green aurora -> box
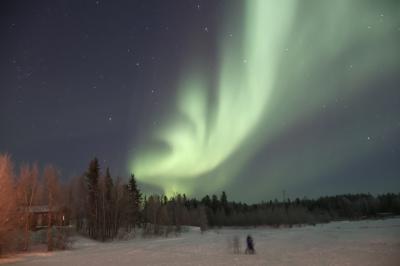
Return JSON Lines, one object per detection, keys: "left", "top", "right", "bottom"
{"left": 130, "top": 0, "right": 400, "bottom": 198}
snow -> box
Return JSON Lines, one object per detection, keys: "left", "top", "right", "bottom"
{"left": 2, "top": 218, "right": 400, "bottom": 266}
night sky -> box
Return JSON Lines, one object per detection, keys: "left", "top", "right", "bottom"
{"left": 1, "top": 0, "right": 399, "bottom": 202}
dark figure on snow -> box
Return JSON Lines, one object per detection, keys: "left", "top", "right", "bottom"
{"left": 245, "top": 235, "right": 255, "bottom": 254}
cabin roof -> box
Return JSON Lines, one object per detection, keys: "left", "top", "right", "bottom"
{"left": 27, "top": 205, "right": 60, "bottom": 213}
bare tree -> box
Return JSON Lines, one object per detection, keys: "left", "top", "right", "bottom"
{"left": 144, "top": 195, "right": 161, "bottom": 235}
{"left": 198, "top": 205, "right": 208, "bottom": 233}
{"left": 44, "top": 165, "right": 61, "bottom": 251}
{"left": 69, "top": 175, "right": 86, "bottom": 233}
{"left": 0, "top": 154, "right": 17, "bottom": 255}
{"left": 98, "top": 167, "right": 113, "bottom": 240}
{"left": 113, "top": 176, "right": 126, "bottom": 237}
{"left": 16, "top": 163, "right": 39, "bottom": 251}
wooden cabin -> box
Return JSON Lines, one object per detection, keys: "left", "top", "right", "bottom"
{"left": 27, "top": 205, "right": 70, "bottom": 230}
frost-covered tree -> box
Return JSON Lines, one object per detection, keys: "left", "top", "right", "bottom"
{"left": 16, "top": 163, "right": 39, "bottom": 251}
{"left": 0, "top": 154, "right": 17, "bottom": 255}
{"left": 44, "top": 165, "right": 61, "bottom": 251}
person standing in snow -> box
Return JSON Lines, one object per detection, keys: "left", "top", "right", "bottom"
{"left": 245, "top": 235, "right": 255, "bottom": 254}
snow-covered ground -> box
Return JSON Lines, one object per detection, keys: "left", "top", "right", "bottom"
{"left": 2, "top": 218, "right": 400, "bottom": 266}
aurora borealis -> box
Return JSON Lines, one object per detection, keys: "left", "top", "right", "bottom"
{"left": 1, "top": 0, "right": 399, "bottom": 202}
{"left": 132, "top": 1, "right": 297, "bottom": 195}
{"left": 131, "top": 0, "right": 400, "bottom": 198}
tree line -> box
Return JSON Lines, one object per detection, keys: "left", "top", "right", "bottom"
{"left": 69, "top": 157, "right": 208, "bottom": 241}
{"left": 1, "top": 154, "right": 400, "bottom": 255}
{"left": 72, "top": 158, "right": 400, "bottom": 233}
{"left": 199, "top": 192, "right": 400, "bottom": 227}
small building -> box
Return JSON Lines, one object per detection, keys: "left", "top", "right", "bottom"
{"left": 27, "top": 205, "right": 70, "bottom": 230}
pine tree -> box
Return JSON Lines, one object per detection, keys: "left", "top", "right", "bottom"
{"left": 102, "top": 167, "right": 113, "bottom": 239}
{"left": 220, "top": 191, "right": 230, "bottom": 216}
{"left": 201, "top": 195, "right": 211, "bottom": 208}
{"left": 104, "top": 168, "right": 113, "bottom": 203}
{"left": 211, "top": 194, "right": 219, "bottom": 213}
{"left": 127, "top": 173, "right": 142, "bottom": 230}
{"left": 85, "top": 158, "right": 100, "bottom": 239}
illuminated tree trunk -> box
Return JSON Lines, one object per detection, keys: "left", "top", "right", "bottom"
{"left": 47, "top": 211, "right": 53, "bottom": 251}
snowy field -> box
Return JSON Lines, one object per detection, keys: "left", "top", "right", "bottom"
{"left": 2, "top": 218, "right": 400, "bottom": 266}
